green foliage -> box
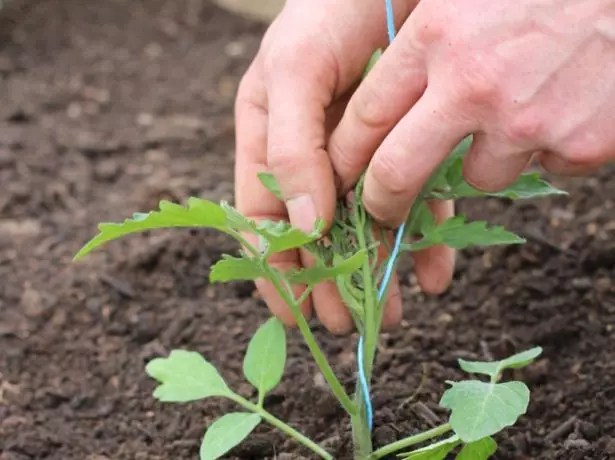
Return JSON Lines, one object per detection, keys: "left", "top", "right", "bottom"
{"left": 258, "top": 172, "right": 283, "bottom": 200}
{"left": 458, "top": 347, "right": 543, "bottom": 382}
{"left": 404, "top": 202, "right": 525, "bottom": 251}
{"left": 210, "top": 255, "right": 265, "bottom": 282}
{"left": 456, "top": 437, "right": 497, "bottom": 460}
{"left": 146, "top": 350, "right": 230, "bottom": 402}
{"left": 440, "top": 380, "right": 530, "bottom": 443}
{"left": 398, "top": 435, "right": 460, "bottom": 459}
{"left": 200, "top": 413, "right": 261, "bottom": 460}
{"left": 287, "top": 250, "right": 368, "bottom": 285}
{"left": 243, "top": 317, "right": 286, "bottom": 398}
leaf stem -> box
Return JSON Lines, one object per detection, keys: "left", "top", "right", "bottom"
{"left": 368, "top": 423, "right": 452, "bottom": 459}
{"left": 229, "top": 394, "right": 333, "bottom": 460}
{"left": 265, "top": 266, "right": 357, "bottom": 417}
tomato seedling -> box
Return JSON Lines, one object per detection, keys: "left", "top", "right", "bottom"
{"left": 74, "top": 121, "right": 565, "bottom": 459}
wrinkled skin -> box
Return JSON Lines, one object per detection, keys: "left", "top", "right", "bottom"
{"left": 234, "top": 0, "right": 615, "bottom": 334}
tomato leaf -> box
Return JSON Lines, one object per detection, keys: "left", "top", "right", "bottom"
{"left": 440, "top": 380, "right": 530, "bottom": 443}
{"left": 257, "top": 172, "right": 283, "bottom": 200}
{"left": 243, "top": 317, "right": 286, "bottom": 397}
{"left": 200, "top": 413, "right": 261, "bottom": 460}
{"left": 458, "top": 347, "right": 543, "bottom": 381}
{"left": 287, "top": 250, "right": 367, "bottom": 285}
{"left": 146, "top": 350, "right": 230, "bottom": 402}
{"left": 398, "top": 435, "right": 460, "bottom": 459}
{"left": 210, "top": 255, "right": 266, "bottom": 283}
{"left": 455, "top": 437, "right": 497, "bottom": 460}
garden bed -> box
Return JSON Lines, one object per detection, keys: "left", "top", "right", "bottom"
{"left": 1, "top": 1, "right": 614, "bottom": 459}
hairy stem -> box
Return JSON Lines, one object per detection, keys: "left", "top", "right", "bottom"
{"left": 229, "top": 394, "right": 333, "bottom": 460}
{"left": 368, "top": 423, "right": 453, "bottom": 459}
{"left": 265, "top": 266, "right": 357, "bottom": 416}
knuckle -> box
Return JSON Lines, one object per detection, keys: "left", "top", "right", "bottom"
{"left": 454, "top": 59, "right": 503, "bottom": 107}
{"left": 370, "top": 152, "right": 412, "bottom": 197}
{"left": 329, "top": 137, "right": 367, "bottom": 181}
{"left": 560, "top": 133, "right": 608, "bottom": 166}
{"left": 267, "top": 146, "right": 305, "bottom": 176}
{"left": 505, "top": 112, "right": 546, "bottom": 145}
{"left": 351, "top": 83, "right": 396, "bottom": 130}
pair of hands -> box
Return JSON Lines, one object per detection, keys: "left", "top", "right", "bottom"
{"left": 234, "top": 0, "right": 615, "bottom": 334}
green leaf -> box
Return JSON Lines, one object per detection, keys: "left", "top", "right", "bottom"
{"left": 146, "top": 350, "right": 230, "bottom": 402}
{"left": 200, "top": 412, "right": 261, "bottom": 460}
{"left": 398, "top": 435, "right": 460, "bottom": 459}
{"left": 458, "top": 347, "right": 543, "bottom": 381}
{"left": 440, "top": 380, "right": 531, "bottom": 443}
{"left": 257, "top": 172, "right": 283, "bottom": 200}
{"left": 406, "top": 216, "right": 525, "bottom": 251}
{"left": 428, "top": 158, "right": 567, "bottom": 201}
{"left": 74, "top": 198, "right": 228, "bottom": 260}
{"left": 243, "top": 317, "right": 286, "bottom": 396}
{"left": 363, "top": 48, "right": 383, "bottom": 77}
{"left": 287, "top": 250, "right": 368, "bottom": 285}
{"left": 455, "top": 437, "right": 497, "bottom": 460}
{"left": 210, "top": 255, "right": 265, "bottom": 283}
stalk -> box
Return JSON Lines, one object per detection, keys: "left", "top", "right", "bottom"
{"left": 229, "top": 394, "right": 334, "bottom": 460}
{"left": 368, "top": 423, "right": 452, "bottom": 459}
{"left": 265, "top": 265, "right": 358, "bottom": 417}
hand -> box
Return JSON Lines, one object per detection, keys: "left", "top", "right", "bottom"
{"left": 234, "top": 0, "right": 456, "bottom": 334}
{"left": 329, "top": 0, "right": 615, "bottom": 227}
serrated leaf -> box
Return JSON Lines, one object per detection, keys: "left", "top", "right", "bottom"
{"left": 146, "top": 350, "right": 230, "bottom": 402}
{"left": 423, "top": 136, "right": 473, "bottom": 193}
{"left": 458, "top": 347, "right": 543, "bottom": 381}
{"left": 200, "top": 413, "right": 261, "bottom": 460}
{"left": 455, "top": 437, "right": 497, "bottom": 460}
{"left": 74, "top": 198, "right": 228, "bottom": 260}
{"left": 440, "top": 380, "right": 530, "bottom": 443}
{"left": 398, "top": 435, "right": 460, "bottom": 459}
{"left": 406, "top": 216, "right": 525, "bottom": 251}
{"left": 257, "top": 172, "right": 283, "bottom": 200}
{"left": 243, "top": 317, "right": 286, "bottom": 396}
{"left": 287, "top": 250, "right": 367, "bottom": 285}
{"left": 210, "top": 255, "right": 265, "bottom": 283}
{"left": 428, "top": 157, "right": 567, "bottom": 201}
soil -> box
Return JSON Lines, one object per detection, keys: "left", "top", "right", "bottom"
{"left": 1, "top": 1, "right": 614, "bottom": 460}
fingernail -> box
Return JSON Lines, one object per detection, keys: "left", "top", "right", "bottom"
{"left": 286, "top": 195, "right": 317, "bottom": 233}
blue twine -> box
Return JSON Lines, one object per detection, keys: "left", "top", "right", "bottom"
{"left": 356, "top": 0, "right": 399, "bottom": 433}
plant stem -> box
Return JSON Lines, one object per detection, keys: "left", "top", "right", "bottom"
{"left": 265, "top": 266, "right": 357, "bottom": 417}
{"left": 368, "top": 423, "right": 452, "bottom": 459}
{"left": 230, "top": 394, "right": 333, "bottom": 460}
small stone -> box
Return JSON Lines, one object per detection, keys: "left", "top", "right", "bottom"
{"left": 94, "top": 159, "right": 120, "bottom": 182}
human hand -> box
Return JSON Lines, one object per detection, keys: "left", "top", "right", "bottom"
{"left": 234, "top": 0, "right": 456, "bottom": 334}
{"left": 329, "top": 0, "right": 615, "bottom": 227}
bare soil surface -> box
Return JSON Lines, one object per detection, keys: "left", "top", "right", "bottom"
{"left": 1, "top": 1, "right": 614, "bottom": 459}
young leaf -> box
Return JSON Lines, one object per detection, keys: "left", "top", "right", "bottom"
{"left": 74, "top": 198, "right": 229, "bottom": 260}
{"left": 210, "top": 255, "right": 265, "bottom": 283}
{"left": 200, "top": 412, "right": 261, "bottom": 460}
{"left": 458, "top": 347, "right": 543, "bottom": 381}
{"left": 243, "top": 317, "right": 286, "bottom": 397}
{"left": 405, "top": 216, "right": 525, "bottom": 251}
{"left": 146, "top": 350, "right": 230, "bottom": 402}
{"left": 455, "top": 437, "right": 497, "bottom": 460}
{"left": 220, "top": 202, "right": 325, "bottom": 252}
{"left": 398, "top": 435, "right": 460, "bottom": 459}
{"left": 287, "top": 250, "right": 368, "bottom": 285}
{"left": 440, "top": 380, "right": 530, "bottom": 443}
{"left": 257, "top": 172, "right": 283, "bottom": 200}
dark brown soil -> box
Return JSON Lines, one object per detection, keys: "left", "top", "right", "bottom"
{"left": 1, "top": 1, "right": 614, "bottom": 460}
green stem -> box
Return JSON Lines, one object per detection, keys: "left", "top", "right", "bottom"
{"left": 265, "top": 266, "right": 357, "bottom": 417}
{"left": 368, "top": 423, "right": 452, "bottom": 460}
{"left": 230, "top": 394, "right": 333, "bottom": 460}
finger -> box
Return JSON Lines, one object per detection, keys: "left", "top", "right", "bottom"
{"left": 300, "top": 249, "right": 354, "bottom": 336}
{"left": 412, "top": 200, "right": 456, "bottom": 295}
{"left": 235, "top": 60, "right": 312, "bottom": 325}
{"left": 538, "top": 151, "right": 604, "bottom": 176}
{"left": 363, "top": 90, "right": 471, "bottom": 227}
{"left": 265, "top": 56, "right": 338, "bottom": 233}
{"left": 328, "top": 29, "right": 428, "bottom": 192}
{"left": 462, "top": 132, "right": 534, "bottom": 192}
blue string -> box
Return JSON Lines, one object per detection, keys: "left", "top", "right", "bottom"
{"left": 356, "top": 0, "right": 400, "bottom": 433}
